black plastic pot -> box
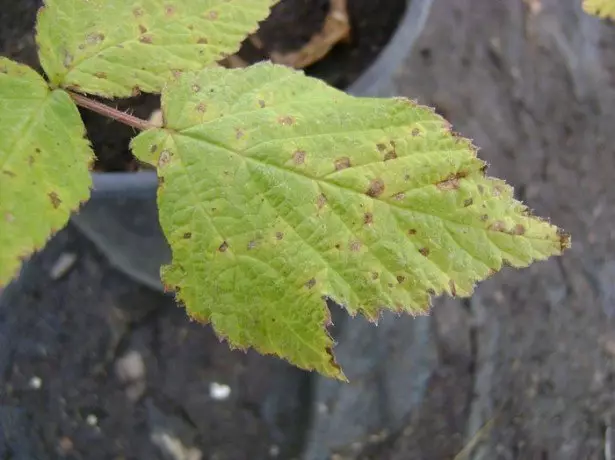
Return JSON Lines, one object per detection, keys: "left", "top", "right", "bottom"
{"left": 72, "top": 0, "right": 434, "bottom": 291}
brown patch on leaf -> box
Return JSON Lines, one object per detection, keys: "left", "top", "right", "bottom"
{"left": 384, "top": 150, "right": 397, "bottom": 161}
{"left": 235, "top": 128, "right": 245, "bottom": 139}
{"left": 477, "top": 184, "right": 485, "bottom": 194}
{"left": 427, "top": 288, "right": 436, "bottom": 296}
{"left": 419, "top": 247, "right": 430, "bottom": 257}
{"left": 139, "top": 35, "right": 153, "bottom": 44}
{"left": 197, "top": 37, "right": 208, "bottom": 44}
{"left": 411, "top": 127, "right": 421, "bottom": 137}
{"left": 305, "top": 278, "right": 316, "bottom": 289}
{"left": 408, "top": 228, "right": 417, "bottom": 235}
{"left": 512, "top": 224, "right": 525, "bottom": 235}
{"left": 366, "top": 179, "right": 385, "bottom": 198}
{"left": 192, "top": 84, "right": 201, "bottom": 93}
{"left": 278, "top": 115, "right": 295, "bottom": 126}
{"left": 558, "top": 229, "right": 571, "bottom": 251}
{"left": 396, "top": 275, "right": 405, "bottom": 284}
{"left": 133, "top": 6, "right": 144, "bottom": 16}
{"left": 2, "top": 170, "right": 15, "bottom": 177}
{"left": 489, "top": 221, "right": 507, "bottom": 232}
{"left": 437, "top": 171, "right": 468, "bottom": 191}
{"left": 94, "top": 71, "right": 107, "bottom": 79}
{"left": 207, "top": 10, "right": 219, "bottom": 19}
{"left": 48, "top": 192, "right": 61, "bottom": 209}
{"left": 349, "top": 240, "right": 362, "bottom": 252}
{"left": 371, "top": 272, "right": 379, "bottom": 280}
{"left": 480, "top": 214, "right": 489, "bottom": 222}
{"left": 164, "top": 4, "right": 175, "bottom": 15}
{"left": 196, "top": 102, "right": 207, "bottom": 113}
{"left": 138, "top": 24, "right": 147, "bottom": 34}
{"left": 334, "top": 243, "right": 341, "bottom": 250}
{"left": 316, "top": 194, "right": 327, "bottom": 209}
{"left": 293, "top": 150, "right": 306, "bottom": 165}
{"left": 258, "top": 99, "right": 266, "bottom": 108}
{"left": 392, "top": 192, "right": 405, "bottom": 201}
{"left": 183, "top": 232, "right": 192, "bottom": 239}
{"left": 275, "top": 232, "right": 284, "bottom": 240}
{"left": 363, "top": 212, "right": 373, "bottom": 225}
{"left": 218, "top": 241, "right": 229, "bottom": 252}
{"left": 463, "top": 198, "right": 473, "bottom": 207}
{"left": 149, "top": 144, "right": 158, "bottom": 153}
{"left": 158, "top": 149, "right": 172, "bottom": 167}
{"left": 334, "top": 156, "right": 351, "bottom": 171}
{"left": 376, "top": 143, "right": 387, "bottom": 152}
{"left": 449, "top": 280, "right": 457, "bottom": 297}
{"left": 85, "top": 32, "right": 105, "bottom": 45}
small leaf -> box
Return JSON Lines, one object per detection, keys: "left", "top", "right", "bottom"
{"left": 0, "top": 58, "right": 93, "bottom": 285}
{"left": 132, "top": 63, "right": 570, "bottom": 379}
{"left": 36, "top": 0, "right": 278, "bottom": 97}
{"left": 583, "top": 0, "right": 615, "bottom": 19}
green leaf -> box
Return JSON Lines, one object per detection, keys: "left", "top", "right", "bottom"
{"left": 36, "top": 0, "right": 278, "bottom": 97}
{"left": 0, "top": 58, "right": 93, "bottom": 286}
{"left": 583, "top": 0, "right": 615, "bottom": 19}
{"left": 132, "top": 63, "right": 570, "bottom": 379}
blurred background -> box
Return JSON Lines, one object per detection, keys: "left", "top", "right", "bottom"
{"left": 1, "top": 0, "right": 614, "bottom": 459}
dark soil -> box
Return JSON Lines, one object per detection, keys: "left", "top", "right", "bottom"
{"left": 237, "top": 0, "right": 406, "bottom": 89}
{"left": 0, "top": 0, "right": 405, "bottom": 172}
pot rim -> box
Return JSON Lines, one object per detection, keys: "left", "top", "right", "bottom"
{"left": 89, "top": 0, "right": 433, "bottom": 197}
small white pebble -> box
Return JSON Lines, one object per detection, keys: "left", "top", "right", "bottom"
{"left": 49, "top": 252, "right": 77, "bottom": 280}
{"left": 29, "top": 376, "right": 42, "bottom": 389}
{"left": 86, "top": 414, "right": 98, "bottom": 426}
{"left": 209, "top": 382, "right": 231, "bottom": 400}
{"left": 269, "top": 444, "right": 280, "bottom": 457}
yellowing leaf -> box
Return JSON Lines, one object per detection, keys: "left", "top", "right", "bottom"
{"left": 0, "top": 58, "right": 93, "bottom": 285}
{"left": 132, "top": 63, "right": 570, "bottom": 379}
{"left": 583, "top": 0, "right": 615, "bottom": 19}
{"left": 36, "top": 0, "right": 278, "bottom": 97}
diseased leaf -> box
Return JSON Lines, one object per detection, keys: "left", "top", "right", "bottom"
{"left": 36, "top": 0, "right": 278, "bottom": 97}
{"left": 0, "top": 58, "right": 93, "bottom": 285}
{"left": 132, "top": 63, "right": 570, "bottom": 379}
{"left": 583, "top": 0, "right": 615, "bottom": 19}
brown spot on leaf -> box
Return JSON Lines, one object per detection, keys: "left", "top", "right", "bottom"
{"left": 371, "top": 272, "right": 379, "bottom": 280}
{"left": 133, "top": 6, "right": 144, "bottom": 16}
{"left": 427, "top": 288, "right": 436, "bottom": 296}
{"left": 218, "top": 241, "right": 229, "bottom": 252}
{"left": 275, "top": 232, "right": 284, "bottom": 240}
{"left": 139, "top": 35, "right": 153, "bottom": 44}
{"left": 558, "top": 229, "right": 571, "bottom": 251}
{"left": 512, "top": 224, "right": 525, "bottom": 235}
{"left": 207, "top": 10, "right": 219, "bottom": 19}
{"left": 449, "top": 280, "right": 457, "bottom": 297}
{"left": 419, "top": 247, "right": 430, "bottom": 257}
{"left": 258, "top": 99, "right": 266, "bottom": 108}
{"left": 63, "top": 51, "right": 73, "bottom": 68}
{"left": 334, "top": 157, "right": 351, "bottom": 171}
{"left": 480, "top": 214, "right": 489, "bottom": 222}
{"left": 376, "top": 143, "right": 387, "bottom": 152}
{"left": 183, "top": 232, "right": 192, "bottom": 239}
{"left": 48, "top": 191, "right": 61, "bottom": 209}
{"left": 408, "top": 229, "right": 417, "bottom": 235}
{"left": 334, "top": 243, "right": 341, "bottom": 250}
{"left": 305, "top": 278, "right": 316, "bottom": 289}
{"left": 235, "top": 128, "right": 245, "bottom": 139}
{"left": 477, "top": 184, "right": 485, "bottom": 194}
{"left": 164, "top": 4, "right": 175, "bottom": 15}
{"left": 192, "top": 84, "right": 201, "bottom": 93}
{"left": 197, "top": 37, "right": 208, "bottom": 44}
{"left": 278, "top": 115, "right": 295, "bottom": 126}
{"left": 93, "top": 71, "right": 107, "bottom": 79}
{"left": 149, "top": 144, "right": 158, "bottom": 153}
{"left": 384, "top": 150, "right": 397, "bottom": 161}
{"left": 158, "top": 149, "right": 172, "bottom": 167}
{"left": 363, "top": 212, "right": 373, "bottom": 225}
{"left": 248, "top": 240, "right": 257, "bottom": 250}
{"left": 392, "top": 192, "right": 405, "bottom": 201}
{"left": 293, "top": 150, "right": 306, "bottom": 165}
{"left": 2, "top": 170, "right": 15, "bottom": 177}
{"left": 463, "top": 198, "right": 473, "bottom": 207}
{"left": 492, "top": 185, "right": 504, "bottom": 197}
{"left": 349, "top": 240, "right": 362, "bottom": 252}
{"left": 411, "top": 127, "right": 421, "bottom": 136}
{"left": 366, "top": 179, "right": 385, "bottom": 198}
{"left": 437, "top": 171, "right": 468, "bottom": 191}
{"left": 85, "top": 32, "right": 105, "bottom": 45}
{"left": 489, "top": 221, "right": 506, "bottom": 232}
{"left": 196, "top": 102, "right": 207, "bottom": 113}
{"left": 397, "top": 275, "right": 405, "bottom": 284}
{"left": 138, "top": 24, "right": 147, "bottom": 34}
{"left": 316, "top": 194, "right": 327, "bottom": 209}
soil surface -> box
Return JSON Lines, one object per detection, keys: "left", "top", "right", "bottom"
{"left": 2, "top": 1, "right": 615, "bottom": 459}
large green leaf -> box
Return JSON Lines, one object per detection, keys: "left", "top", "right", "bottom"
{"left": 36, "top": 0, "right": 278, "bottom": 97}
{"left": 0, "top": 58, "right": 93, "bottom": 286}
{"left": 583, "top": 0, "right": 615, "bottom": 19}
{"left": 132, "top": 63, "right": 570, "bottom": 379}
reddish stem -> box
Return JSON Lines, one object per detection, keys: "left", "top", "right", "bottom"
{"left": 68, "top": 91, "right": 154, "bottom": 131}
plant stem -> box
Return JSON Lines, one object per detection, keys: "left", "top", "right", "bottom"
{"left": 68, "top": 91, "right": 155, "bottom": 131}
